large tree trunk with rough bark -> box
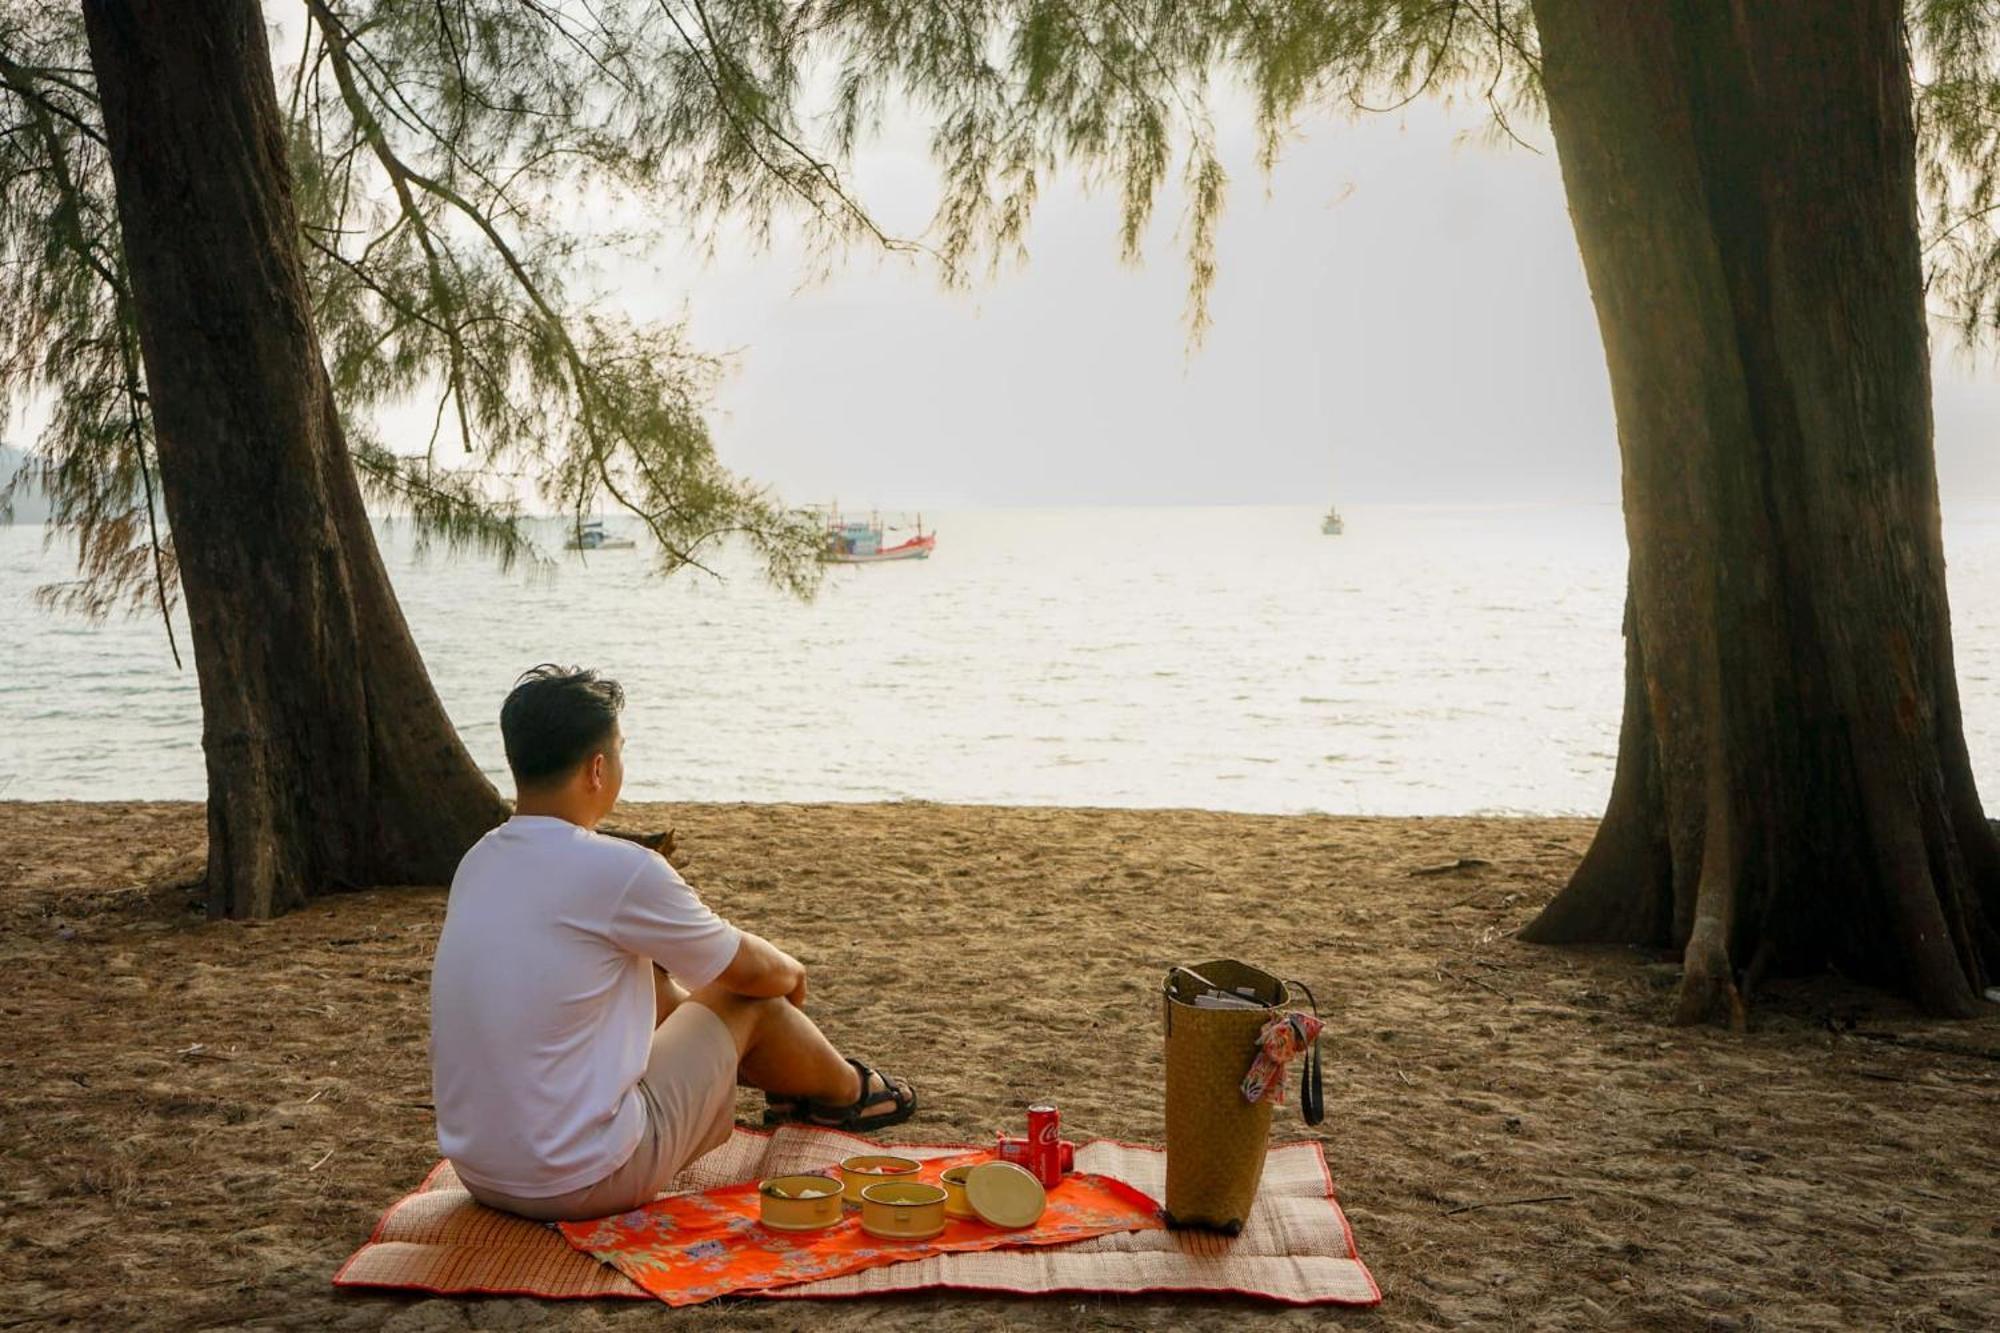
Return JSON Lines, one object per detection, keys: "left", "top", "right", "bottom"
{"left": 81, "top": 0, "right": 508, "bottom": 917}
{"left": 1522, "top": 0, "right": 2000, "bottom": 1020}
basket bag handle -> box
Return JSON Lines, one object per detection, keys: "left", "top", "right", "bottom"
{"left": 1165, "top": 965, "right": 1323, "bottom": 1127}
{"left": 1286, "top": 979, "right": 1324, "bottom": 1127}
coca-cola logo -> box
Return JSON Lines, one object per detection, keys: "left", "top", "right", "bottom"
{"left": 1034, "top": 1121, "right": 1058, "bottom": 1144}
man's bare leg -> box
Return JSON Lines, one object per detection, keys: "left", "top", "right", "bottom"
{"left": 687, "top": 984, "right": 876, "bottom": 1108}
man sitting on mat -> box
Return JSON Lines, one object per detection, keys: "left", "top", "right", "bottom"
{"left": 430, "top": 664, "right": 918, "bottom": 1222}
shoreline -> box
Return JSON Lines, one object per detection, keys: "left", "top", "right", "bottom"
{"left": 4, "top": 800, "right": 1996, "bottom": 1330}
{"left": 0, "top": 794, "right": 1617, "bottom": 818}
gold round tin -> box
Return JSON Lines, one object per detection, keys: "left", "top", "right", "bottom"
{"left": 837, "top": 1154, "right": 920, "bottom": 1207}
{"left": 756, "top": 1173, "right": 844, "bottom": 1232}
{"left": 939, "top": 1164, "right": 977, "bottom": 1220}
{"left": 858, "top": 1180, "right": 949, "bottom": 1240}
{"left": 964, "top": 1160, "right": 1047, "bottom": 1229}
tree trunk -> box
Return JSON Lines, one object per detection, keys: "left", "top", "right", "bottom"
{"left": 81, "top": 0, "right": 508, "bottom": 917}
{"left": 1521, "top": 0, "right": 2000, "bottom": 1020}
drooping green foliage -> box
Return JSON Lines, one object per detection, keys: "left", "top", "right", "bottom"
{"left": 2, "top": 0, "right": 883, "bottom": 634}
{"left": 812, "top": 1, "right": 1539, "bottom": 333}
{"left": 0, "top": 6, "right": 181, "bottom": 658}
{"left": 1913, "top": 0, "right": 2000, "bottom": 339}
{"left": 803, "top": 0, "right": 2000, "bottom": 347}
{"left": 282, "top": 0, "right": 908, "bottom": 596}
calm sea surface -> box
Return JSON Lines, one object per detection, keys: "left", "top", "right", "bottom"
{"left": 8, "top": 503, "right": 2000, "bottom": 815}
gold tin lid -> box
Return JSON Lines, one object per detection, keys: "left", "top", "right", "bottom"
{"left": 840, "top": 1154, "right": 919, "bottom": 1175}
{"left": 965, "top": 1160, "right": 1046, "bottom": 1229}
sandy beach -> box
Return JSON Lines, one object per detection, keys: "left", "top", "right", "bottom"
{"left": 2, "top": 799, "right": 1996, "bottom": 1331}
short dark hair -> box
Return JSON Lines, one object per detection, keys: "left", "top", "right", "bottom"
{"left": 500, "top": 664, "right": 624, "bottom": 786}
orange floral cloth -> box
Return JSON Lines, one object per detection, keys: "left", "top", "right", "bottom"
{"left": 557, "top": 1151, "right": 1163, "bottom": 1307}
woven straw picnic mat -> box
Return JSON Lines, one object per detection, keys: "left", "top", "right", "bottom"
{"left": 333, "top": 1124, "right": 1380, "bottom": 1307}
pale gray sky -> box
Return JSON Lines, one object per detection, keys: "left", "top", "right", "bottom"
{"left": 640, "top": 100, "right": 1620, "bottom": 509}
{"left": 10, "top": 75, "right": 1998, "bottom": 512}
{"left": 620, "top": 97, "right": 2000, "bottom": 510}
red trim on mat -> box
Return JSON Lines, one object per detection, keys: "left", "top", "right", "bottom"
{"left": 1299, "top": 1139, "right": 1378, "bottom": 1300}
{"left": 1310, "top": 1141, "right": 1380, "bottom": 1303}
{"left": 765, "top": 1279, "right": 1380, "bottom": 1308}
{"left": 333, "top": 1273, "right": 650, "bottom": 1301}
{"left": 333, "top": 1272, "right": 1376, "bottom": 1308}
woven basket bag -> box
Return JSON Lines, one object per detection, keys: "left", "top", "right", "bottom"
{"left": 1162, "top": 960, "right": 1323, "bottom": 1233}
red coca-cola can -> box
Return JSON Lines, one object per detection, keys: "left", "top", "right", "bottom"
{"left": 996, "top": 1132, "right": 1075, "bottom": 1174}
{"left": 1027, "top": 1102, "right": 1062, "bottom": 1188}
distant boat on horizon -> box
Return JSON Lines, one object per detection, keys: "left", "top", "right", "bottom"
{"left": 565, "top": 518, "right": 636, "bottom": 551}
{"left": 818, "top": 506, "right": 935, "bottom": 563}
{"left": 1322, "top": 446, "right": 1345, "bottom": 535}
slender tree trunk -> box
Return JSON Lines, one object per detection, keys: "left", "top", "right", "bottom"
{"left": 81, "top": 0, "right": 508, "bottom": 917}
{"left": 1522, "top": 0, "right": 2000, "bottom": 1020}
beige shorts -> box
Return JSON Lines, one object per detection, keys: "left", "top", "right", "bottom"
{"left": 469, "top": 1001, "right": 739, "bottom": 1222}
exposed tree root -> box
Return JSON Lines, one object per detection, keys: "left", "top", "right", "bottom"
{"left": 1673, "top": 918, "right": 1745, "bottom": 1031}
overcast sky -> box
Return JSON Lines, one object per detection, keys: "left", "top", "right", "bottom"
{"left": 609, "top": 96, "right": 2000, "bottom": 510}
{"left": 626, "top": 99, "right": 1618, "bottom": 509}
{"left": 11, "top": 75, "right": 1999, "bottom": 511}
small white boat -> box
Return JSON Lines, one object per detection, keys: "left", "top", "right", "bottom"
{"left": 565, "top": 519, "right": 636, "bottom": 551}
{"left": 1321, "top": 506, "right": 1344, "bottom": 536}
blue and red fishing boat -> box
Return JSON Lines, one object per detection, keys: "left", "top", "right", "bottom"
{"left": 821, "top": 509, "right": 935, "bottom": 563}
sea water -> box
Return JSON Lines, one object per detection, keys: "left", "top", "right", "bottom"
{"left": 7, "top": 502, "right": 2000, "bottom": 815}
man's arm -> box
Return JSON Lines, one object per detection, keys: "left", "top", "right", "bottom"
{"left": 713, "top": 931, "right": 808, "bottom": 1006}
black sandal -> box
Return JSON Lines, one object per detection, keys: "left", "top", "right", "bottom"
{"left": 801, "top": 1058, "right": 918, "bottom": 1132}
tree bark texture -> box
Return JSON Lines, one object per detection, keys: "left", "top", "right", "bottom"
{"left": 1523, "top": 0, "right": 2000, "bottom": 1019}
{"left": 81, "top": 0, "right": 507, "bottom": 917}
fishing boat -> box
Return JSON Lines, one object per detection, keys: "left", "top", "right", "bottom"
{"left": 565, "top": 518, "right": 637, "bottom": 551}
{"left": 1321, "top": 451, "right": 1345, "bottom": 534}
{"left": 821, "top": 508, "right": 935, "bottom": 563}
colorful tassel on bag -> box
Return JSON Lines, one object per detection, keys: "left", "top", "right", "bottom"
{"left": 1241, "top": 1011, "right": 1323, "bottom": 1106}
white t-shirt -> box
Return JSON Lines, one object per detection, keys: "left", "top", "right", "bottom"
{"left": 429, "top": 815, "right": 742, "bottom": 1198}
